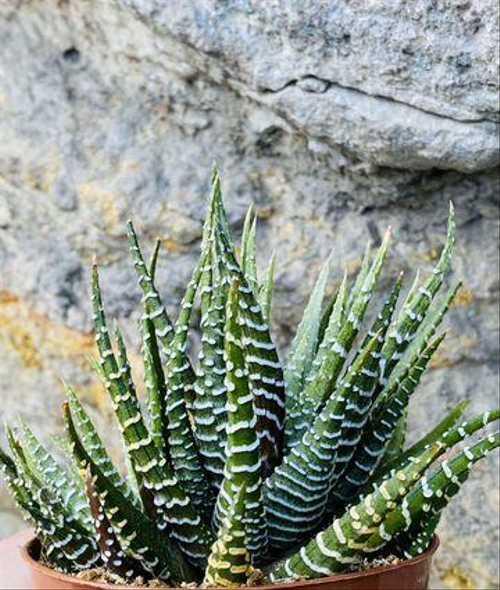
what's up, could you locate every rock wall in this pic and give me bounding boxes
[0,1,498,588]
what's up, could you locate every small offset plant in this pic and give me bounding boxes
[1,169,498,587]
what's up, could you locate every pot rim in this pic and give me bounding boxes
[22,535,439,590]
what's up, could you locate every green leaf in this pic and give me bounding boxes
[346,243,371,313]
[270,407,498,581]
[17,419,93,532]
[5,427,100,572]
[193,260,228,487]
[331,334,446,506]
[258,252,276,322]
[115,322,168,511]
[192,180,230,488]
[213,184,286,478]
[394,512,441,559]
[65,403,198,582]
[143,221,169,454]
[290,230,391,447]
[163,259,212,515]
[307,273,348,385]
[284,255,332,432]
[241,205,258,295]
[18,491,99,573]
[379,203,456,386]
[265,330,385,552]
[0,444,61,565]
[65,385,139,507]
[379,411,408,468]
[91,263,214,565]
[84,466,145,579]
[365,278,461,477]
[391,468,469,559]
[214,279,267,561]
[359,272,404,359]
[148,238,161,281]
[142,316,170,456]
[365,430,499,555]
[0,445,17,480]
[204,486,253,588]
[371,408,500,493]
[381,282,461,398]
[127,221,175,354]
[374,400,470,478]
[269,438,445,581]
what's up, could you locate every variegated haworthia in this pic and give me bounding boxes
[1,171,498,588]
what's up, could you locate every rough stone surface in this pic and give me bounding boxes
[0,2,498,589]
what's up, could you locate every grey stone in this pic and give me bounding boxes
[0,2,498,588]
[123,0,500,171]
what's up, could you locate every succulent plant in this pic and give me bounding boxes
[1,169,498,587]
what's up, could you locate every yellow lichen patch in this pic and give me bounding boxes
[0,289,146,418]
[451,287,474,308]
[421,247,440,263]
[441,566,476,589]
[78,183,121,233]
[255,205,274,220]
[0,317,42,369]
[430,335,478,369]
[346,256,363,277]
[0,290,95,370]
[76,380,113,420]
[160,238,192,254]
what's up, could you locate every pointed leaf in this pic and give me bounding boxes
[379,411,407,468]
[265,330,385,552]
[6,428,100,572]
[345,242,371,312]
[65,404,197,582]
[308,274,348,381]
[241,205,258,294]
[18,420,92,531]
[258,252,276,322]
[193,261,228,487]
[214,280,267,560]
[142,316,170,455]
[270,407,497,581]
[164,259,212,515]
[381,282,461,397]
[269,439,445,580]
[85,466,145,579]
[65,385,138,507]
[193,183,230,487]
[375,400,469,478]
[91,264,213,565]
[284,255,332,425]
[289,230,391,448]
[391,468,468,559]
[214,189,286,477]
[379,204,456,386]
[365,430,499,554]
[204,486,253,588]
[127,221,175,353]
[371,408,500,491]
[330,334,446,505]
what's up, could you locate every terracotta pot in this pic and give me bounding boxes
[22,536,439,590]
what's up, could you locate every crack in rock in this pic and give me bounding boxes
[252,75,499,173]
[262,75,497,126]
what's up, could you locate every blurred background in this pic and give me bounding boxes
[0,2,499,588]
